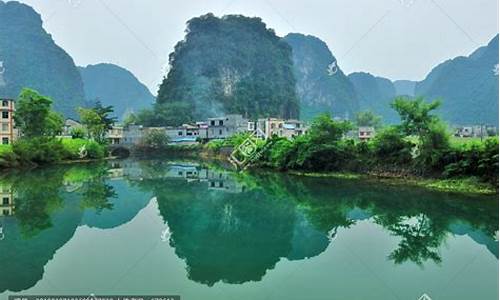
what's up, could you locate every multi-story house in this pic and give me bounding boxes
[0,98,16,145]
[107,126,124,145]
[166,124,201,143]
[255,118,308,140]
[207,114,248,139]
[358,127,375,141]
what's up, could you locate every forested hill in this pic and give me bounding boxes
[0,1,85,118]
[284,33,359,121]
[348,72,399,123]
[156,13,300,121]
[415,35,499,125]
[79,64,154,120]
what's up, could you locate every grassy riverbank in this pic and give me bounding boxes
[288,171,497,195]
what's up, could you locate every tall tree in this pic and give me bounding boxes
[14,88,63,138]
[78,103,115,144]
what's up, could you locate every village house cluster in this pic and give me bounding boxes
[56,114,312,147]
[1,97,498,147]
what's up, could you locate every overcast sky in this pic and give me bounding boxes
[16,0,499,94]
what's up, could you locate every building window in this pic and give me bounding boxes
[2,100,8,107]
[178,131,183,136]
[271,124,275,129]
[2,111,8,119]
[2,137,9,145]
[210,120,215,126]
[2,197,9,205]
[219,120,223,126]
[219,129,223,135]
[1,123,8,132]
[2,209,9,216]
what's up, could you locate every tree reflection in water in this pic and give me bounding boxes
[0,159,497,292]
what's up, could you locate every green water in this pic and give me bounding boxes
[0,159,498,300]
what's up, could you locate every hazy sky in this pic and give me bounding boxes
[16,0,499,94]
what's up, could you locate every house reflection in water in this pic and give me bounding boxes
[0,183,14,217]
[108,161,246,193]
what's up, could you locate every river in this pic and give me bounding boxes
[0,159,498,300]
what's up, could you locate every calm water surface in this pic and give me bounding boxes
[0,159,498,300]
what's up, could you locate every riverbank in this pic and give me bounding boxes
[287,171,498,195]
[2,141,498,195]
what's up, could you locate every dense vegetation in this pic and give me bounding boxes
[415,34,499,125]
[0,1,86,118]
[213,97,499,189]
[78,63,155,120]
[152,13,299,125]
[0,89,108,168]
[284,33,359,121]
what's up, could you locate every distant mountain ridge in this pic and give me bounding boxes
[415,35,499,125]
[284,33,359,121]
[348,72,399,123]
[0,0,85,118]
[79,63,154,120]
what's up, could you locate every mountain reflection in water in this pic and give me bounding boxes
[0,159,497,297]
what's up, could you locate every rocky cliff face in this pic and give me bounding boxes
[156,14,299,121]
[0,1,85,117]
[348,72,399,123]
[284,33,359,121]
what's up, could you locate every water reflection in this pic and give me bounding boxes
[0,159,497,293]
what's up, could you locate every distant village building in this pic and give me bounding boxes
[255,118,308,139]
[207,114,248,139]
[454,125,497,138]
[62,118,83,137]
[107,126,124,145]
[166,124,201,144]
[0,98,17,145]
[105,114,309,147]
[358,127,375,141]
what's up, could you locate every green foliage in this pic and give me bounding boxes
[70,127,85,139]
[137,129,170,151]
[133,102,192,126]
[156,14,299,121]
[14,88,64,138]
[254,99,497,186]
[371,126,412,163]
[12,137,66,165]
[78,102,115,144]
[308,113,353,144]
[441,137,498,184]
[391,96,441,137]
[61,138,106,160]
[355,111,383,128]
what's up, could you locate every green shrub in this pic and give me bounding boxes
[371,126,412,164]
[61,138,106,160]
[13,137,65,165]
[0,144,18,168]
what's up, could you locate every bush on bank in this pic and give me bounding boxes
[0,138,107,168]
